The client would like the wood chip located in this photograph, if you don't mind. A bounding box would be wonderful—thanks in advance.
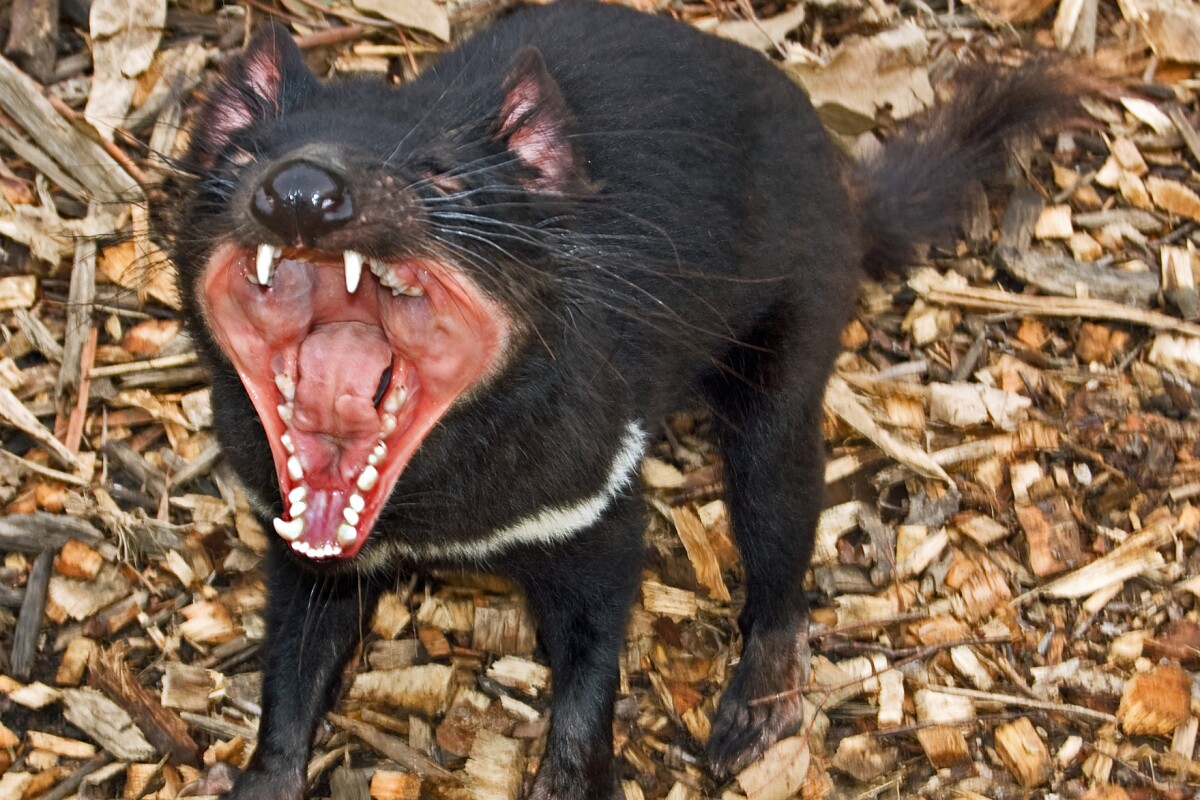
[995,717,1051,788]
[464,729,524,800]
[1118,664,1192,735]
[62,687,156,761]
[736,735,810,800]
[672,505,731,601]
[347,665,454,716]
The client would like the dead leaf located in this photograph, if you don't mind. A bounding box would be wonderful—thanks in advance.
[353,0,451,42]
[1116,0,1200,64]
[85,0,167,139]
[788,24,933,135]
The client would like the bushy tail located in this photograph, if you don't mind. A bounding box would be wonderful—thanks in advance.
[857,64,1088,278]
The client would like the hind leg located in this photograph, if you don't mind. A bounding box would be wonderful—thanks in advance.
[702,305,832,777]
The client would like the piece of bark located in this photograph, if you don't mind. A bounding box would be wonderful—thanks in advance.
[10,548,54,681]
[0,511,101,553]
[914,723,970,770]
[736,735,810,800]
[995,717,1051,788]
[485,656,551,698]
[88,645,200,764]
[641,580,698,619]
[0,54,141,202]
[55,637,97,687]
[472,599,537,656]
[161,663,218,713]
[464,729,524,800]
[62,687,156,761]
[326,712,456,783]
[1145,619,1200,667]
[53,539,103,581]
[832,733,897,782]
[671,505,731,601]
[369,770,421,800]
[346,665,454,716]
[1118,664,1191,736]
[1017,496,1083,577]
[329,766,371,800]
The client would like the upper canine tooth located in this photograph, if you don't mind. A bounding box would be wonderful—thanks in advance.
[344,250,365,293]
[256,244,279,285]
[273,516,305,541]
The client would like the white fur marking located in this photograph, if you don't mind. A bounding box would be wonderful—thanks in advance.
[386,421,647,562]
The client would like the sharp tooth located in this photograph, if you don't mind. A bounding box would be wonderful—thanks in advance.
[343,507,360,526]
[337,523,359,547]
[381,414,397,436]
[368,442,387,467]
[256,244,278,285]
[277,403,294,423]
[356,465,379,492]
[287,455,304,480]
[273,516,305,541]
[348,493,365,513]
[280,433,295,454]
[275,373,295,402]
[288,486,307,504]
[289,501,307,517]
[344,250,364,293]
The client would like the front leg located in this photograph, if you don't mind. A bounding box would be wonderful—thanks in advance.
[505,496,643,800]
[228,546,381,800]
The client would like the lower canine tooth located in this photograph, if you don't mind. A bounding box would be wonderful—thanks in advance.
[273,516,305,541]
[337,523,358,547]
[356,465,379,491]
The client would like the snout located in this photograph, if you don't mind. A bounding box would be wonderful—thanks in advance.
[251,159,356,247]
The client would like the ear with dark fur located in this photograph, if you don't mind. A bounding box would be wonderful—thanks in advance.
[189,22,317,168]
[496,47,586,194]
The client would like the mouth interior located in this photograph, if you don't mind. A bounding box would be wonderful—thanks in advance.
[202,243,508,561]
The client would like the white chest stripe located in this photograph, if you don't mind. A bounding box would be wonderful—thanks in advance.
[388,421,647,563]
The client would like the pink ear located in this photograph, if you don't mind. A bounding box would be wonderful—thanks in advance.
[497,48,584,194]
[190,23,313,168]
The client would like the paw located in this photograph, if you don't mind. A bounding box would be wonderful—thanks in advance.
[528,756,619,800]
[180,764,304,800]
[706,625,809,778]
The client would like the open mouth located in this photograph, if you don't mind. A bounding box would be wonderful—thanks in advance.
[201,242,509,561]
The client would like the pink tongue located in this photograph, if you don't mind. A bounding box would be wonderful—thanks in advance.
[295,323,392,440]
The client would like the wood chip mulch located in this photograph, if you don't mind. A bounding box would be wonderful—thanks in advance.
[1,0,1198,798]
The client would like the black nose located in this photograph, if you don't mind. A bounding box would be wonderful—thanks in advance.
[251,159,355,245]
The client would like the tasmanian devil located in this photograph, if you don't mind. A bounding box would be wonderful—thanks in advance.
[168,2,1080,797]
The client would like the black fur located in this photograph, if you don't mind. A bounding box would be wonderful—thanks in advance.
[167,4,1081,797]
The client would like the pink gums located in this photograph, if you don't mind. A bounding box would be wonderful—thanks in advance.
[201,244,509,560]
